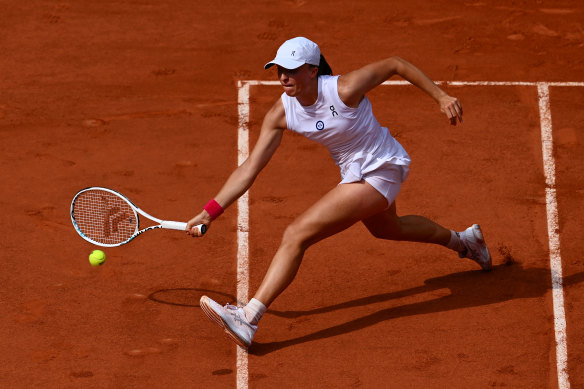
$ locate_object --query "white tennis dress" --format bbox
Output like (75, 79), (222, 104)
(280, 75), (411, 205)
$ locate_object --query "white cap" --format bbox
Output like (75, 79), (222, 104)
(264, 37), (321, 70)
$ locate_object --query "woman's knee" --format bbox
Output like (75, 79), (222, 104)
(363, 210), (405, 240)
(367, 222), (403, 240)
(281, 221), (311, 250)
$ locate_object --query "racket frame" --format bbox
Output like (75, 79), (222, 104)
(70, 187), (204, 247)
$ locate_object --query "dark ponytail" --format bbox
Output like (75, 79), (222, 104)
(317, 54), (333, 76)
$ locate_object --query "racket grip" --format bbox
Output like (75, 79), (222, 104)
(161, 221), (188, 230)
(161, 221), (206, 235)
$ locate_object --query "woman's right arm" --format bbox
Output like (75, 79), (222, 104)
(186, 99), (287, 236)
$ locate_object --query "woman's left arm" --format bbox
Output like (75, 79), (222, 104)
(338, 56), (462, 125)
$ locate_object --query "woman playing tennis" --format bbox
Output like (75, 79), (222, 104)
(186, 37), (491, 348)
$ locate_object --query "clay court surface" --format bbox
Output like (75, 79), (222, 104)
(1, 1), (583, 388)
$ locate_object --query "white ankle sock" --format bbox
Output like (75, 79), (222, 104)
(243, 298), (267, 325)
(446, 230), (465, 253)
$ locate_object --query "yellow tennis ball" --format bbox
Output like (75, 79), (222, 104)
(89, 250), (106, 266)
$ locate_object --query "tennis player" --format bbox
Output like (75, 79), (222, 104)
(186, 37), (491, 348)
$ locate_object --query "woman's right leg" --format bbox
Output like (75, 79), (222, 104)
(253, 180), (389, 307)
(199, 180), (388, 348)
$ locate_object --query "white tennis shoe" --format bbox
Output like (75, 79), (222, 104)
(200, 296), (257, 348)
(459, 224), (492, 271)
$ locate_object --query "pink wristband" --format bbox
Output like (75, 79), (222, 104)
(203, 199), (224, 220)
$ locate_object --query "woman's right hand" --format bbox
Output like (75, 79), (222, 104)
(186, 211), (212, 237)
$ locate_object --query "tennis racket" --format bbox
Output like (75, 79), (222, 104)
(70, 187), (206, 247)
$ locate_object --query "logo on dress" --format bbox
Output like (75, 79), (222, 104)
(330, 105), (338, 117)
(291, 50), (295, 56)
(315, 120), (325, 131)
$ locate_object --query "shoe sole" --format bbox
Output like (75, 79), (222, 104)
(471, 224), (492, 271)
(200, 296), (250, 348)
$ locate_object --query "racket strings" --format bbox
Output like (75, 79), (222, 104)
(72, 190), (137, 245)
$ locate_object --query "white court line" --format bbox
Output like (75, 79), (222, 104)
(236, 81), (250, 389)
(241, 80), (584, 87)
(538, 83), (570, 389)
(236, 79), (581, 389)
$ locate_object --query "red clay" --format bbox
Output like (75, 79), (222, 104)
(1, 1), (583, 388)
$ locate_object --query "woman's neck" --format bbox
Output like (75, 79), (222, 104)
(296, 77), (319, 106)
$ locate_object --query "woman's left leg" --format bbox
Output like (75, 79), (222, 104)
(362, 201), (451, 245)
(362, 201), (492, 272)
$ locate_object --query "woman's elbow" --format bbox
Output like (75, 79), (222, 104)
(386, 56), (407, 70)
(239, 159), (263, 183)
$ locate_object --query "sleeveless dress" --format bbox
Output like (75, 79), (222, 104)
(280, 75), (411, 205)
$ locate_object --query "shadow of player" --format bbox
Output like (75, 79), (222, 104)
(248, 264), (584, 356)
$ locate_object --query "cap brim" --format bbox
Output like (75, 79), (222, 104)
(264, 57), (305, 70)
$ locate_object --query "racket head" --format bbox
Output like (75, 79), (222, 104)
(70, 187), (139, 247)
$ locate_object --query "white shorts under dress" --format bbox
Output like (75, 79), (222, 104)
(343, 162), (409, 207)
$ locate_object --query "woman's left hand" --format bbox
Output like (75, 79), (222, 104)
(439, 95), (463, 125)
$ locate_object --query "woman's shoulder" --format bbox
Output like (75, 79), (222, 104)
(319, 74), (339, 85)
(319, 75), (342, 96)
(264, 97), (287, 129)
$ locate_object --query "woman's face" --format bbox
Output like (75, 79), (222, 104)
(277, 64), (318, 97)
